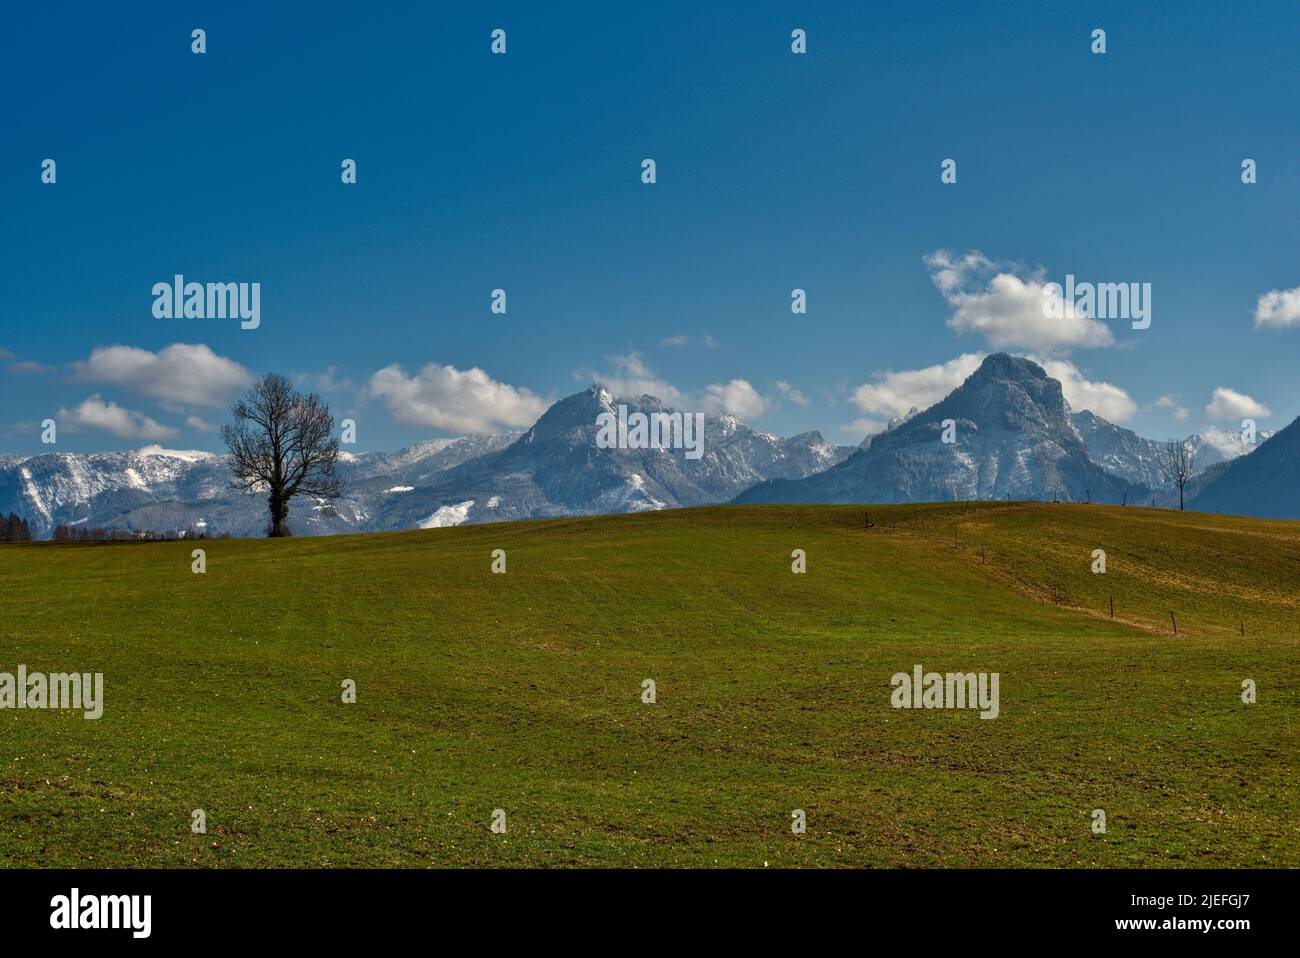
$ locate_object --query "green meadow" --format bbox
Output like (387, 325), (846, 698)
(0, 502), (1295, 867)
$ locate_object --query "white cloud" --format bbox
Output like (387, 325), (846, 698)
(78, 343), (252, 408)
(58, 395), (178, 440)
(849, 352), (1136, 424)
(1205, 387), (1270, 421)
(850, 353), (985, 419)
(1032, 357), (1137, 423)
(297, 366), (357, 395)
(1, 347), (54, 375)
(585, 353), (690, 407)
(584, 354), (776, 421)
(841, 417), (887, 439)
(1155, 395), (1189, 420)
(702, 379), (767, 419)
(774, 381), (810, 407)
(368, 363), (548, 433)
(1199, 427), (1251, 459)
(185, 414), (217, 432)
(1253, 286), (1300, 330)
(924, 250), (1114, 352)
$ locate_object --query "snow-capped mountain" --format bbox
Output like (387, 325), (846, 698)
(0, 434), (518, 539)
(857, 407), (919, 449)
(1187, 426), (1274, 470)
(0, 445), (225, 538)
(1068, 410), (1169, 488)
(5, 365), (1285, 537)
(736, 354), (1146, 505)
(0, 389), (853, 538)
(368, 385), (855, 529)
(1189, 414), (1300, 519)
(1071, 410), (1271, 488)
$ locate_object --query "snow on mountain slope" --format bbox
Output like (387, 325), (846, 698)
(370, 384), (856, 530)
(0, 435), (516, 538)
(1071, 410), (1271, 488)
(0, 394), (853, 538)
(737, 354), (1144, 506)
(417, 500), (475, 528)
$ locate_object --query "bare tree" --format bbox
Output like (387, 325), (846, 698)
(221, 373), (341, 537)
(1159, 437), (1195, 510)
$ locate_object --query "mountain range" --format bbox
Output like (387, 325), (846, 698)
(1069, 408), (1270, 489)
(737, 355), (1284, 510)
(739, 354), (1150, 506)
(0, 355), (1291, 537)
(0, 388), (853, 538)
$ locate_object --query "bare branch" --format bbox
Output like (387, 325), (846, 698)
(1159, 437), (1196, 510)
(222, 373), (343, 536)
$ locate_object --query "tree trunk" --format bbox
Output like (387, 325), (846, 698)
(268, 486), (290, 537)
(1179, 484), (1185, 510)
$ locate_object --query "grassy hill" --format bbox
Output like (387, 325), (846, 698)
(1, 502), (1295, 867)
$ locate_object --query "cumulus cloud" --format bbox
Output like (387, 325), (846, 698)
(368, 363), (549, 433)
(850, 353), (985, 419)
(850, 352), (1136, 424)
(185, 414), (218, 432)
(585, 353), (690, 407)
(1155, 395), (1189, 420)
(841, 417), (887, 440)
(297, 366), (357, 395)
(924, 250), (1114, 352)
(1199, 427), (1251, 459)
(1205, 387), (1270, 421)
(77, 343), (252, 408)
(702, 379), (767, 419)
(582, 354), (774, 420)
(57, 395), (178, 440)
(1031, 357), (1137, 422)
(1253, 286), (1300, 330)
(1, 347), (53, 375)
(774, 381), (810, 407)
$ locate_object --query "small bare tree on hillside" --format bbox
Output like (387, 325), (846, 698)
(222, 373), (341, 537)
(1159, 437), (1195, 511)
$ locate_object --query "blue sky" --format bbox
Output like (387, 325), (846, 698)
(2, 0), (1297, 455)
